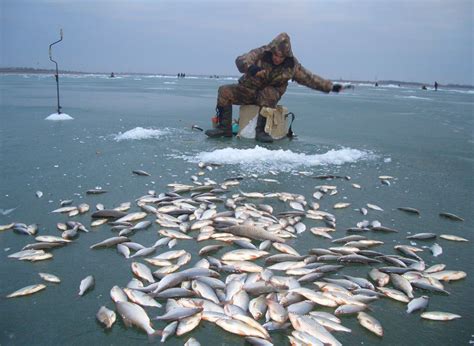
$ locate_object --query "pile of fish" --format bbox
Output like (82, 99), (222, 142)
(2, 167), (468, 345)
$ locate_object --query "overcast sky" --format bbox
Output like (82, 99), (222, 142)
(1, 0), (473, 84)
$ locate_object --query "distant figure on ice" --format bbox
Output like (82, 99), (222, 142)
(205, 33), (343, 142)
(434, 81), (438, 91)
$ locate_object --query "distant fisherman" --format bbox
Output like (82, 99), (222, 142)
(205, 33), (343, 142)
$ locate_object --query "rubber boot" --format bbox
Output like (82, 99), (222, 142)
(255, 114), (273, 143)
(205, 105), (233, 138)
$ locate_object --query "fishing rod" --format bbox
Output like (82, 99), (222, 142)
(49, 29), (63, 114)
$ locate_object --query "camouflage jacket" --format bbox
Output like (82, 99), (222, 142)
(235, 33), (333, 96)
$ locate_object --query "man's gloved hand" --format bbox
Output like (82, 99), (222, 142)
(332, 84), (343, 93)
(248, 65), (263, 76)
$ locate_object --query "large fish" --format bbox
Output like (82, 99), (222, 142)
(116, 301), (161, 336)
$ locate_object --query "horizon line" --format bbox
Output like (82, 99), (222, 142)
(0, 66), (472, 88)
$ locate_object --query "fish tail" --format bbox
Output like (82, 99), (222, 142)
(148, 329), (163, 342)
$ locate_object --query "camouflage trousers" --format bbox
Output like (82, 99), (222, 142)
(217, 84), (282, 108)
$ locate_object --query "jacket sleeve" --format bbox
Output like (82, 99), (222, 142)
(235, 45), (267, 73)
(292, 61), (333, 93)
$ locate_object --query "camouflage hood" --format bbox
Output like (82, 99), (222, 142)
(267, 33), (293, 58)
(235, 32), (332, 94)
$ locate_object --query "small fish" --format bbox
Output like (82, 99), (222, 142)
(0, 207), (17, 216)
(421, 311), (461, 321)
(357, 312), (383, 337)
(439, 234), (468, 242)
(39, 272), (61, 283)
(221, 249), (268, 261)
(161, 321), (178, 342)
(110, 285), (128, 303)
(78, 203), (90, 214)
(90, 236), (128, 249)
(35, 235), (71, 243)
(397, 207), (420, 215)
(430, 243), (443, 257)
(439, 212), (464, 222)
(407, 296), (429, 313)
(289, 201), (304, 211)
(91, 219), (108, 227)
(51, 206), (77, 213)
(131, 262), (155, 283)
(184, 337), (201, 346)
(60, 199), (73, 206)
(124, 288), (162, 308)
(78, 275), (95, 296)
(27, 224), (38, 235)
(86, 189), (107, 195)
(332, 202), (350, 209)
(191, 125), (204, 131)
(378, 175), (394, 180)
(7, 284), (46, 298)
(367, 203), (384, 211)
(19, 252), (53, 262)
(259, 178), (279, 183)
(426, 270), (466, 282)
(313, 191), (324, 200)
(407, 233), (436, 240)
(153, 307), (203, 321)
(133, 170), (151, 177)
(96, 306), (116, 329)
(176, 312), (202, 336)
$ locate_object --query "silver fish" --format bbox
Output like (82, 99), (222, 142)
(357, 312), (383, 337)
(7, 284), (46, 298)
(116, 301), (159, 336)
(79, 275), (95, 296)
(39, 272), (61, 283)
(96, 306), (116, 329)
(133, 169), (151, 176)
(421, 311), (461, 321)
(430, 243), (443, 257)
(223, 225), (285, 243)
(407, 296), (429, 313)
(160, 321), (178, 342)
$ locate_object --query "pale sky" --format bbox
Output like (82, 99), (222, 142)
(1, 0), (473, 84)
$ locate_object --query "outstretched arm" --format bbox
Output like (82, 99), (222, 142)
(235, 45), (267, 74)
(293, 61), (333, 93)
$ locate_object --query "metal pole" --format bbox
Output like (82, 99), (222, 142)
(49, 29), (63, 114)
